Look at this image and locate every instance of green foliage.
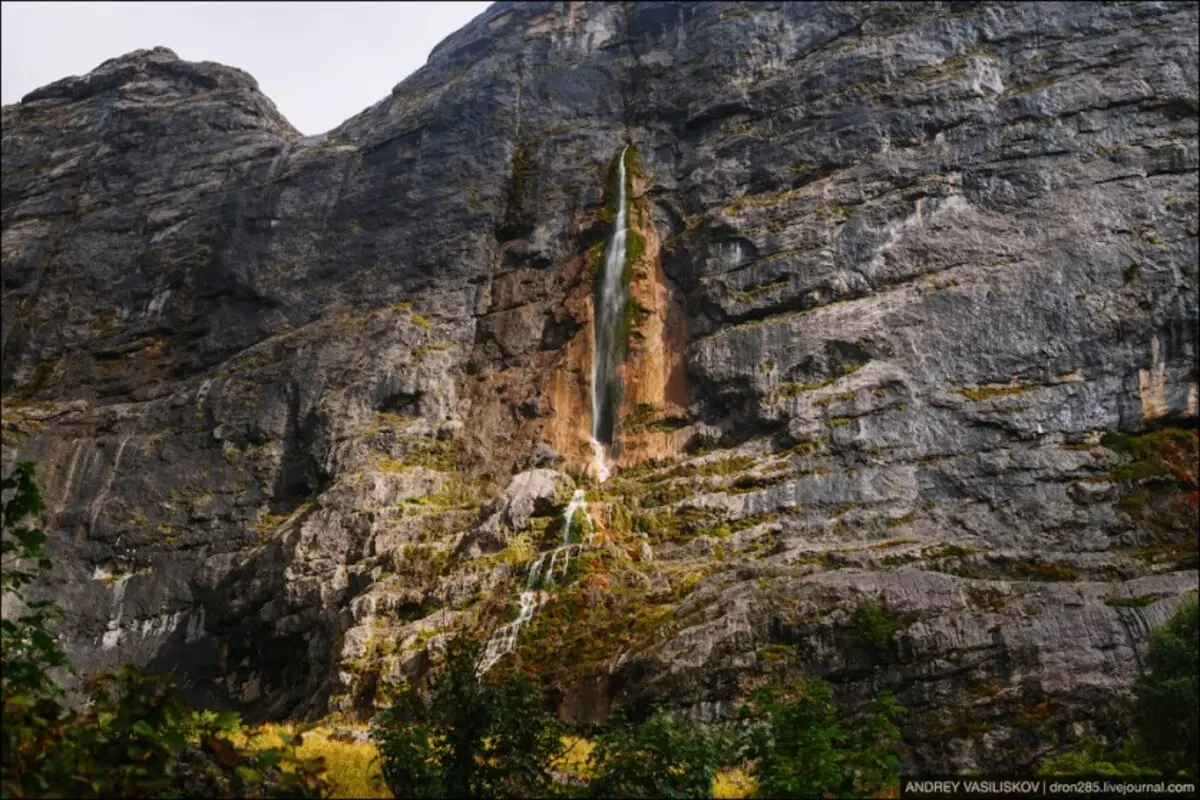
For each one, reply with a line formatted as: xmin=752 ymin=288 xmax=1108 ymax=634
xmin=581 ymin=706 xmax=726 ymax=799
xmin=1 ymin=462 xmax=330 ymax=799
xmin=1037 ymin=742 xmax=1157 ymax=777
xmin=1 ymin=462 xmax=67 ymax=702
xmin=1134 ymin=597 xmax=1198 ymax=778
xmin=371 ymin=635 xmax=567 ymax=798
xmin=737 ymin=679 xmax=905 ymax=798
xmin=847 ymin=601 xmax=901 ymax=653
xmin=957 ymin=383 xmax=1038 ymax=401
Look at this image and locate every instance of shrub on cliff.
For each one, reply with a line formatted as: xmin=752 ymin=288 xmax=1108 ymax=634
xmin=1 ymin=462 xmax=330 ymax=799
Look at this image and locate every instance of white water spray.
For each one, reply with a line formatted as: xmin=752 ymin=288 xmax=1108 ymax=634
xmin=589 ymin=145 xmax=630 ymax=484
xmin=477 ymin=490 xmax=593 ymax=675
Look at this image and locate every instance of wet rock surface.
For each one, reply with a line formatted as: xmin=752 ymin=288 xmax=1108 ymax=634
xmin=2 ymin=1 xmax=1197 ymax=772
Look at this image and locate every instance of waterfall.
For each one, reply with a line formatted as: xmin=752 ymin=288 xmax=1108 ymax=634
xmin=477 ymin=490 xmax=593 ymax=675
xmin=590 ymin=145 xmax=630 ymax=484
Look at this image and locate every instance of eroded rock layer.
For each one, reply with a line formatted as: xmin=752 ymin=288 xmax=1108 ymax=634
xmin=2 ymin=1 xmax=1198 ymax=774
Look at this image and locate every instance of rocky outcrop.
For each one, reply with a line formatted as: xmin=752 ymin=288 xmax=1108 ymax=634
xmin=2 ymin=1 xmax=1197 ymax=773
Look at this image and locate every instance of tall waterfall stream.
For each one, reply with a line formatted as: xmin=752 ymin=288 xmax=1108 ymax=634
xmin=477 ymin=146 xmax=631 ymax=674
xmin=589 ymin=145 xmax=630 ymax=484
xmin=476 ymin=147 xmax=632 ymax=674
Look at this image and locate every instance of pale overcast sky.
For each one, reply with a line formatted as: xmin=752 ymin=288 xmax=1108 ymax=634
xmin=1 ymin=1 xmax=493 ymax=135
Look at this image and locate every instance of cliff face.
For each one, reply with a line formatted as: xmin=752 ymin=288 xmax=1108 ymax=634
xmin=2 ymin=0 xmax=1197 ymax=773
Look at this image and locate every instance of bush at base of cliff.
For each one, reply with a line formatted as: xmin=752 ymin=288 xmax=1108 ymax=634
xmin=1 ymin=462 xmax=331 ymax=799
xmin=579 ymin=705 xmax=727 ymax=799
xmin=1134 ymin=596 xmax=1199 ymax=779
xmin=370 ymin=636 xmax=567 ymax=799
xmin=736 ymin=678 xmax=906 ymax=799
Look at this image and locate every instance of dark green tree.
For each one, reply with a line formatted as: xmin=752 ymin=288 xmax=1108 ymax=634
xmin=1134 ymin=596 xmax=1198 ymax=779
xmin=580 ymin=705 xmax=725 ymax=799
xmin=371 ymin=635 xmax=567 ymax=798
xmin=738 ymin=678 xmax=905 ymax=798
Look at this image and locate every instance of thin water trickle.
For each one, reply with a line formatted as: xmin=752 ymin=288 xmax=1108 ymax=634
xmin=477 ymin=490 xmax=594 ymax=675
xmin=590 ymin=145 xmax=630 ymax=484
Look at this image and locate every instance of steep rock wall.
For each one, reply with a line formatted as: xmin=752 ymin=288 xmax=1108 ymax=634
xmin=2 ymin=1 xmax=1197 ymax=773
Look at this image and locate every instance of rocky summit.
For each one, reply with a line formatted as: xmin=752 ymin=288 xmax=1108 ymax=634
xmin=2 ymin=0 xmax=1197 ymax=775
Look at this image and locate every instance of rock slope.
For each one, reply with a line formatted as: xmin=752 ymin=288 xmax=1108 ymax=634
xmin=2 ymin=1 xmax=1197 ymax=773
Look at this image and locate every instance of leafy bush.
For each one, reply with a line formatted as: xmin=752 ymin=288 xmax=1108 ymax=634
xmin=847 ymin=601 xmax=902 ymax=654
xmin=737 ymin=678 xmax=905 ymax=798
xmin=371 ymin=635 xmax=566 ymax=798
xmin=1037 ymin=741 xmax=1156 ymax=777
xmin=580 ymin=705 xmax=726 ymax=799
xmin=1 ymin=462 xmax=330 ymax=799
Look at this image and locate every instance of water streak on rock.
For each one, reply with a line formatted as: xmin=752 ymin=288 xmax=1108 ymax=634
xmin=590 ymin=146 xmax=630 ymax=483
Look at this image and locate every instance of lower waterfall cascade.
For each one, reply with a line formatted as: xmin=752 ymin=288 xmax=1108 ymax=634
xmin=476 ymin=489 xmax=595 ymax=675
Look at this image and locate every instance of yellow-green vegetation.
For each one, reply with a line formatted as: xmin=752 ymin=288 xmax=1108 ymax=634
xmin=518 ymin=548 xmax=677 ymax=687
xmin=789 ymin=438 xmax=822 ymax=454
xmin=411 ymin=341 xmax=454 ymax=358
xmin=372 ymin=436 xmax=461 ymax=473
xmin=937 ymin=555 xmax=1079 ymax=582
xmin=245 ymin=724 xmax=752 ymax=800
xmin=372 ymin=410 xmax=415 ymax=430
xmin=957 ymin=382 xmax=1040 ymax=401
xmin=234 ymin=724 xmax=388 ymax=798
xmin=253 ymin=510 xmax=293 ymax=536
xmin=756 ymin=643 xmax=794 ymax=663
xmin=777 ymin=361 xmax=867 ymax=399
xmin=926 ymin=543 xmax=976 ymax=559
xmin=465 ymin=529 xmax=537 ymax=569
xmin=713 ymin=767 xmax=757 ymax=798
xmin=386 ymin=543 xmax=453 ymax=585
xmin=722 ymin=184 xmax=804 ymax=215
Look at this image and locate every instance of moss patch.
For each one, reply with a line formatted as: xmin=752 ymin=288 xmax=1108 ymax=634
xmin=957 ymin=382 xmax=1040 ymax=401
